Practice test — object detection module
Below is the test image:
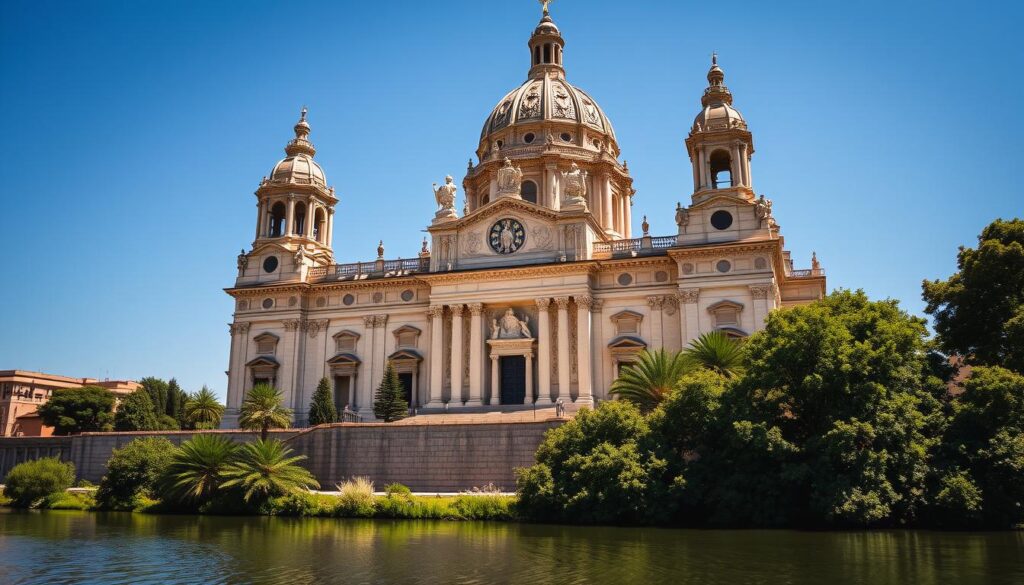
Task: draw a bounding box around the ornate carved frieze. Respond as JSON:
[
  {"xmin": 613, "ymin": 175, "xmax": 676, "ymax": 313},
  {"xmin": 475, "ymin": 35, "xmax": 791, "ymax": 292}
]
[
  {"xmin": 678, "ymin": 288, "xmax": 700, "ymax": 304},
  {"xmin": 363, "ymin": 315, "xmax": 377, "ymax": 328},
  {"xmin": 373, "ymin": 314, "xmax": 389, "ymax": 328}
]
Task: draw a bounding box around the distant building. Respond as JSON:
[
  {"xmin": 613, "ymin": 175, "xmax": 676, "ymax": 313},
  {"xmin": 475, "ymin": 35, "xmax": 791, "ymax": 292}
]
[
  {"xmin": 223, "ymin": 5, "xmax": 826, "ymax": 426},
  {"xmin": 0, "ymin": 370, "xmax": 140, "ymax": 437}
]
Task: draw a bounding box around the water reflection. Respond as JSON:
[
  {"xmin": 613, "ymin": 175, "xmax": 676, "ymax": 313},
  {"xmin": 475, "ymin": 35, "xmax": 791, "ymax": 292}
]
[{"xmin": 0, "ymin": 510, "xmax": 1021, "ymax": 585}]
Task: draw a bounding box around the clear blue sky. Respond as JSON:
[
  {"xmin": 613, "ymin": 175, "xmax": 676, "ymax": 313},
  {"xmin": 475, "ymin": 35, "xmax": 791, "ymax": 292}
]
[{"xmin": 1, "ymin": 0, "xmax": 1020, "ymax": 399}]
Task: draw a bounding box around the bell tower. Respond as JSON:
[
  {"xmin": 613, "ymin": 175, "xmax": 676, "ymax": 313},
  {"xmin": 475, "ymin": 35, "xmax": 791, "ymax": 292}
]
[
  {"xmin": 237, "ymin": 108, "xmax": 338, "ymax": 284},
  {"xmin": 684, "ymin": 55, "xmax": 755, "ymax": 204}
]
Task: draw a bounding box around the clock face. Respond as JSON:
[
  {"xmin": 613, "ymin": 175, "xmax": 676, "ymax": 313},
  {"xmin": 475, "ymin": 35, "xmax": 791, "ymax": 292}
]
[
  {"xmin": 489, "ymin": 218, "xmax": 526, "ymax": 255},
  {"xmin": 263, "ymin": 256, "xmax": 279, "ymax": 273}
]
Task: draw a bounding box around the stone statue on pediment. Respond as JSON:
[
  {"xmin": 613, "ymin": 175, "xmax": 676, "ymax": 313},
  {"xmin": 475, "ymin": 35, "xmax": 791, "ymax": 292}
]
[
  {"xmin": 755, "ymin": 194, "xmax": 776, "ymax": 228},
  {"xmin": 496, "ymin": 158, "xmax": 523, "ymax": 198},
  {"xmin": 237, "ymin": 250, "xmax": 249, "ymax": 271},
  {"xmin": 432, "ymin": 175, "xmax": 458, "ymax": 221}
]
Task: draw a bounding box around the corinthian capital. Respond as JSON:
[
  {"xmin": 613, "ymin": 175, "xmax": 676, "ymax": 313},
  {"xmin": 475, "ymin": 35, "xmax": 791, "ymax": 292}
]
[
  {"xmin": 554, "ymin": 296, "xmax": 571, "ymax": 310},
  {"xmin": 678, "ymin": 288, "xmax": 700, "ymax": 304},
  {"xmin": 535, "ymin": 298, "xmax": 551, "ymax": 310},
  {"xmin": 427, "ymin": 305, "xmax": 445, "ymax": 319},
  {"xmin": 283, "ymin": 319, "xmax": 303, "ymax": 332},
  {"xmin": 575, "ymin": 295, "xmax": 594, "ymax": 310},
  {"xmin": 468, "ymin": 303, "xmax": 484, "ymax": 316},
  {"xmin": 749, "ymin": 284, "xmax": 773, "ymax": 299},
  {"xmin": 647, "ymin": 295, "xmax": 664, "ymax": 309},
  {"xmin": 449, "ymin": 304, "xmax": 465, "ymax": 317}
]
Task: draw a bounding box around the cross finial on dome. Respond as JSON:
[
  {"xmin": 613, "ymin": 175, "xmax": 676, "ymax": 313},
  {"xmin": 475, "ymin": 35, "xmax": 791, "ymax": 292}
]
[
  {"xmin": 300, "ymin": 106, "xmax": 308, "ymax": 122},
  {"xmin": 538, "ymin": 0, "xmax": 554, "ymax": 16},
  {"xmin": 712, "ymin": 52, "xmax": 718, "ymax": 67}
]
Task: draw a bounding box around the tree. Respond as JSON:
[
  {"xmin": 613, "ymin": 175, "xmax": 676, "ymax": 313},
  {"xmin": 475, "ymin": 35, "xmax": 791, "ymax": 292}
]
[
  {"xmin": 220, "ymin": 438, "xmax": 319, "ymax": 503},
  {"xmin": 3, "ymin": 458, "xmax": 76, "ymax": 508},
  {"xmin": 682, "ymin": 331, "xmax": 746, "ymax": 378},
  {"xmin": 923, "ymin": 218, "xmax": 1024, "ymax": 373},
  {"xmin": 931, "ymin": 366, "xmax": 1024, "ymax": 528},
  {"xmin": 238, "ymin": 384, "xmax": 293, "ymax": 440},
  {"xmin": 185, "ymin": 386, "xmax": 225, "ymax": 430},
  {"xmin": 713, "ymin": 290, "xmax": 940, "ymax": 527},
  {"xmin": 37, "ymin": 386, "xmax": 116, "ymax": 435},
  {"xmin": 307, "ymin": 377, "xmax": 338, "ymax": 426},
  {"xmin": 166, "ymin": 378, "xmax": 188, "ymax": 426},
  {"xmin": 158, "ymin": 434, "xmax": 238, "ymax": 504},
  {"xmin": 516, "ymin": 401, "xmax": 674, "ymax": 524},
  {"xmin": 113, "ymin": 389, "xmax": 160, "ymax": 432},
  {"xmin": 373, "ymin": 362, "xmax": 408, "ymax": 422},
  {"xmin": 609, "ymin": 349, "xmax": 692, "ymax": 412},
  {"xmin": 95, "ymin": 437, "xmax": 175, "ymax": 509},
  {"xmin": 140, "ymin": 377, "xmax": 169, "ymax": 415}
]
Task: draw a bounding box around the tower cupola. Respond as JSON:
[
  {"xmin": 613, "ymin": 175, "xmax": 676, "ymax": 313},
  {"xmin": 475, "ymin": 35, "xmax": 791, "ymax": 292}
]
[{"xmin": 528, "ymin": 1, "xmax": 565, "ymax": 79}]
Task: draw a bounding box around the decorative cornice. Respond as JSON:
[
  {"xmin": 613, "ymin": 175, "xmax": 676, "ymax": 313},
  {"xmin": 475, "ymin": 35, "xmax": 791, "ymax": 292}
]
[
  {"xmin": 419, "ymin": 261, "xmax": 598, "ymax": 285},
  {"xmin": 667, "ymin": 239, "xmax": 779, "ymax": 261}
]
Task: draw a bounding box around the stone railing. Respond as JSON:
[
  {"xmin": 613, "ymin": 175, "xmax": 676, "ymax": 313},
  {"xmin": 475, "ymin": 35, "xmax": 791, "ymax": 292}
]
[
  {"xmin": 788, "ymin": 268, "xmax": 825, "ymax": 278},
  {"xmin": 593, "ymin": 235, "xmax": 676, "ymax": 258},
  {"xmin": 309, "ymin": 257, "xmax": 430, "ymax": 282}
]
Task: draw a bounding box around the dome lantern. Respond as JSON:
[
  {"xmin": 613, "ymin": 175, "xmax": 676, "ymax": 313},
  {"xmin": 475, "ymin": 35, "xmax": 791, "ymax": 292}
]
[{"xmin": 528, "ymin": 2, "xmax": 566, "ymax": 79}]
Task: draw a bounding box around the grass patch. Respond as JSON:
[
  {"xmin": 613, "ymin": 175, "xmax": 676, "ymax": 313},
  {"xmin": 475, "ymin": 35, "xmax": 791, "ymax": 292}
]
[
  {"xmin": 43, "ymin": 491, "xmax": 96, "ymax": 511},
  {"xmin": 259, "ymin": 491, "xmax": 518, "ymax": 521}
]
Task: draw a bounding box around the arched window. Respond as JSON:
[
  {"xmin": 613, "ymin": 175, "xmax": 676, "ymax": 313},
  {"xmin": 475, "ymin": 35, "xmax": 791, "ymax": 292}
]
[
  {"xmin": 534, "ymin": 46, "xmax": 541, "ymax": 65},
  {"xmin": 710, "ymin": 150, "xmax": 733, "ymax": 188},
  {"xmin": 521, "ymin": 180, "xmax": 538, "ymax": 204},
  {"xmin": 294, "ymin": 202, "xmax": 307, "ymax": 236},
  {"xmin": 481, "ymin": 193, "xmax": 490, "ymax": 206},
  {"xmin": 543, "ymin": 44, "xmax": 551, "ymax": 64},
  {"xmin": 269, "ymin": 202, "xmax": 286, "ymax": 237},
  {"xmin": 313, "ymin": 208, "xmax": 326, "ymax": 243}
]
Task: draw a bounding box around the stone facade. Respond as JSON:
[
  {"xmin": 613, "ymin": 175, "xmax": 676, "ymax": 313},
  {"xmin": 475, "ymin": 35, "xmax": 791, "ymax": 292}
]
[{"xmin": 222, "ymin": 7, "xmax": 826, "ymax": 426}]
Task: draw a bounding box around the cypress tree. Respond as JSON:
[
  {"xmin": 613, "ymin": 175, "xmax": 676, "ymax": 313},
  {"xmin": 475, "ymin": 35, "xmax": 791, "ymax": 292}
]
[
  {"xmin": 167, "ymin": 378, "xmax": 187, "ymax": 425},
  {"xmin": 114, "ymin": 389, "xmax": 161, "ymax": 431},
  {"xmin": 373, "ymin": 362, "xmax": 409, "ymax": 422},
  {"xmin": 140, "ymin": 377, "xmax": 168, "ymax": 415},
  {"xmin": 307, "ymin": 377, "xmax": 338, "ymax": 426}
]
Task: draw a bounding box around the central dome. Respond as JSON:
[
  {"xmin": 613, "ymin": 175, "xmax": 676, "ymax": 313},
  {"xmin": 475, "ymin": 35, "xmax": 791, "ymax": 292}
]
[{"xmin": 481, "ymin": 76, "xmax": 616, "ymax": 141}]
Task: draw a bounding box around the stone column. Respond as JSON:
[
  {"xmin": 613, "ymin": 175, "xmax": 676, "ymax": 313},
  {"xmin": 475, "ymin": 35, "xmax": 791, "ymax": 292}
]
[
  {"xmin": 730, "ymin": 142, "xmax": 742, "ymax": 186},
  {"xmin": 286, "ymin": 196, "xmax": 296, "ymax": 236},
  {"xmin": 535, "ymin": 298, "xmax": 552, "ymax": 404},
  {"xmin": 624, "ymin": 193, "xmax": 632, "ymax": 238},
  {"xmin": 602, "ymin": 178, "xmax": 613, "ymax": 234},
  {"xmin": 749, "ymin": 284, "xmax": 773, "ymax": 332},
  {"xmin": 347, "ymin": 375, "xmax": 355, "ymax": 410},
  {"xmin": 490, "ymin": 354, "xmax": 500, "ymax": 406},
  {"xmin": 427, "ymin": 305, "xmax": 444, "ymax": 406},
  {"xmin": 555, "ymin": 297, "xmax": 571, "ymax": 400},
  {"xmin": 449, "ymin": 304, "xmax": 464, "ymax": 406},
  {"xmin": 372, "ymin": 315, "xmax": 388, "ymax": 392},
  {"xmin": 591, "ymin": 299, "xmax": 605, "ymax": 400},
  {"xmin": 691, "ymin": 148, "xmax": 701, "ymax": 192},
  {"xmin": 525, "ymin": 353, "xmax": 534, "ymax": 404},
  {"xmin": 467, "ymin": 303, "xmax": 484, "ymax": 406},
  {"xmin": 576, "ymin": 295, "xmax": 594, "ymax": 406},
  {"xmin": 255, "ymin": 201, "xmax": 265, "ymax": 240},
  {"xmin": 647, "ymin": 295, "xmax": 665, "ymax": 349},
  {"xmin": 679, "ymin": 288, "xmax": 700, "ymax": 346}
]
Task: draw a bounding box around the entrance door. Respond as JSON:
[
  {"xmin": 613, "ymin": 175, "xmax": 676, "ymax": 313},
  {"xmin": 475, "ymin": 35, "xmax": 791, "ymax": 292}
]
[
  {"xmin": 500, "ymin": 355, "xmax": 527, "ymax": 405},
  {"xmin": 398, "ymin": 373, "xmax": 413, "ymax": 406}
]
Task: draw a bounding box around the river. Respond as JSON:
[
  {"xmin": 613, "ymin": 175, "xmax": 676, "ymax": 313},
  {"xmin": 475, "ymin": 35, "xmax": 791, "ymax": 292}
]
[{"xmin": 0, "ymin": 510, "xmax": 1021, "ymax": 584}]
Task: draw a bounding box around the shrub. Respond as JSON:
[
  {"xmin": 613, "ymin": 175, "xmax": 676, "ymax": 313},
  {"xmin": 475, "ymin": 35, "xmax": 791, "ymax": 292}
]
[
  {"xmin": 44, "ymin": 491, "xmax": 95, "ymax": 510},
  {"xmin": 96, "ymin": 437, "xmax": 175, "ymax": 510},
  {"xmin": 220, "ymin": 439, "xmax": 319, "ymax": 504},
  {"xmin": 158, "ymin": 434, "xmax": 238, "ymax": 506},
  {"xmin": 270, "ymin": 492, "xmax": 330, "ymax": 517},
  {"xmin": 385, "ymin": 482, "xmax": 412, "ymax": 496},
  {"xmin": 448, "ymin": 495, "xmax": 516, "ymax": 520},
  {"xmin": 334, "ymin": 477, "xmax": 375, "ymax": 517},
  {"xmin": 3, "ymin": 458, "xmax": 76, "ymax": 508}
]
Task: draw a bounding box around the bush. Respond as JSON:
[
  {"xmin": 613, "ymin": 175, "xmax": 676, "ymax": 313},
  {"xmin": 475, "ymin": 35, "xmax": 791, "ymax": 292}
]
[
  {"xmin": 448, "ymin": 495, "xmax": 516, "ymax": 520},
  {"xmin": 44, "ymin": 491, "xmax": 95, "ymax": 510},
  {"xmin": 384, "ymin": 482, "xmax": 411, "ymax": 496},
  {"xmin": 96, "ymin": 437, "xmax": 175, "ymax": 510},
  {"xmin": 334, "ymin": 477, "xmax": 375, "ymax": 517},
  {"xmin": 3, "ymin": 458, "xmax": 76, "ymax": 508},
  {"xmin": 269, "ymin": 492, "xmax": 331, "ymax": 517}
]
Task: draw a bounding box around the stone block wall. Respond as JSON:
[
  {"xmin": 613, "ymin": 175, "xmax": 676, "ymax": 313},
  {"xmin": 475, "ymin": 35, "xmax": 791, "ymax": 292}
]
[{"xmin": 0, "ymin": 421, "xmax": 561, "ymax": 491}]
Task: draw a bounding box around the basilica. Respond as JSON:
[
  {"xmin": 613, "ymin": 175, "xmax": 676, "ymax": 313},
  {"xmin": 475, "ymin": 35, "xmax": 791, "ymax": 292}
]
[{"xmin": 221, "ymin": 6, "xmax": 826, "ymax": 426}]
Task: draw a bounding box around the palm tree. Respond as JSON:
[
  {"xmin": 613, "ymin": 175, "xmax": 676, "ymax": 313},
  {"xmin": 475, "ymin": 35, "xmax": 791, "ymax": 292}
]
[
  {"xmin": 221, "ymin": 438, "xmax": 320, "ymax": 503},
  {"xmin": 610, "ymin": 349, "xmax": 693, "ymax": 412},
  {"xmin": 238, "ymin": 384, "xmax": 293, "ymax": 441},
  {"xmin": 683, "ymin": 331, "xmax": 746, "ymax": 378},
  {"xmin": 160, "ymin": 434, "xmax": 237, "ymax": 504},
  {"xmin": 184, "ymin": 386, "xmax": 225, "ymax": 430}
]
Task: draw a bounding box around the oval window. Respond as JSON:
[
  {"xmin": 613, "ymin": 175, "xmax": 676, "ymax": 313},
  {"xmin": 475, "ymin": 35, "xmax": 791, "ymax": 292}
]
[
  {"xmin": 261, "ymin": 298, "xmax": 274, "ymax": 309},
  {"xmin": 343, "ymin": 294, "xmax": 355, "ymax": 306},
  {"xmin": 617, "ymin": 273, "xmax": 633, "ymax": 286},
  {"xmin": 523, "ymin": 133, "xmax": 535, "ymax": 144},
  {"xmin": 560, "ymin": 132, "xmax": 572, "ymax": 142},
  {"xmin": 710, "ymin": 210, "xmax": 733, "ymax": 230},
  {"xmin": 263, "ymin": 256, "xmax": 279, "ymax": 273}
]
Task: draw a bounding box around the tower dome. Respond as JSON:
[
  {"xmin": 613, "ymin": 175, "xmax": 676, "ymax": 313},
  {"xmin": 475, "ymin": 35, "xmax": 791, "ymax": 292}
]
[
  {"xmin": 268, "ymin": 108, "xmax": 327, "ymax": 187},
  {"xmin": 692, "ymin": 54, "xmax": 747, "ymax": 133},
  {"xmin": 477, "ymin": 10, "xmax": 619, "ymax": 160}
]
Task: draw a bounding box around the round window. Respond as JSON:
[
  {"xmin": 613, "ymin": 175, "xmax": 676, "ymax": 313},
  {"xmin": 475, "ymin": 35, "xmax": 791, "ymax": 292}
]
[
  {"xmin": 237, "ymin": 300, "xmax": 249, "ymax": 311},
  {"xmin": 261, "ymin": 298, "xmax": 274, "ymax": 310},
  {"xmin": 655, "ymin": 270, "xmax": 669, "ymax": 283},
  {"xmin": 262, "ymin": 256, "xmax": 279, "ymax": 273},
  {"xmin": 560, "ymin": 132, "xmax": 572, "ymax": 142},
  {"xmin": 617, "ymin": 273, "xmax": 633, "ymax": 286},
  {"xmin": 710, "ymin": 210, "xmax": 733, "ymax": 230},
  {"xmin": 523, "ymin": 133, "xmax": 535, "ymax": 144},
  {"xmin": 401, "ymin": 290, "xmax": 415, "ymax": 302},
  {"xmin": 288, "ymin": 296, "xmax": 297, "ymax": 307},
  {"xmin": 682, "ymin": 263, "xmax": 695, "ymax": 275},
  {"xmin": 316, "ymin": 297, "xmax": 327, "ymax": 308},
  {"xmin": 373, "ymin": 292, "xmax": 384, "ymax": 304},
  {"xmin": 716, "ymin": 260, "xmax": 732, "ymax": 273},
  {"xmin": 754, "ymin": 257, "xmax": 768, "ymax": 270},
  {"xmin": 343, "ymin": 294, "xmax": 355, "ymax": 306}
]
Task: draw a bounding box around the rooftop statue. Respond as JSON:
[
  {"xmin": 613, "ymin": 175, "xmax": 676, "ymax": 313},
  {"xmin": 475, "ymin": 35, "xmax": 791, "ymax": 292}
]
[
  {"xmin": 560, "ymin": 162, "xmax": 588, "ymax": 208},
  {"xmin": 496, "ymin": 158, "xmax": 524, "ymax": 198},
  {"xmin": 432, "ymin": 175, "xmax": 458, "ymax": 220}
]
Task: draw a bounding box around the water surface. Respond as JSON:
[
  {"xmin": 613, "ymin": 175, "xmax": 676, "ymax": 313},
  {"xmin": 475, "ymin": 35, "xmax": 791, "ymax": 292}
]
[{"xmin": 1, "ymin": 510, "xmax": 1021, "ymax": 584}]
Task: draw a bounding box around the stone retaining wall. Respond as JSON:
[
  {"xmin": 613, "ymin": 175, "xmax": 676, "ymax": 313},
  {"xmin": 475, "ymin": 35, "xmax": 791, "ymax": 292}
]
[{"xmin": 0, "ymin": 420, "xmax": 560, "ymax": 491}]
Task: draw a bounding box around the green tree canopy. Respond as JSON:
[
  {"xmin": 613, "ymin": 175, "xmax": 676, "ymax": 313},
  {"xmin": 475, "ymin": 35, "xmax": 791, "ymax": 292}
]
[
  {"xmin": 96, "ymin": 437, "xmax": 175, "ymax": 509},
  {"xmin": 140, "ymin": 377, "xmax": 169, "ymax": 414},
  {"xmin": 923, "ymin": 218, "xmax": 1024, "ymax": 373},
  {"xmin": 185, "ymin": 386, "xmax": 225, "ymax": 430},
  {"xmin": 373, "ymin": 362, "xmax": 408, "ymax": 422},
  {"xmin": 37, "ymin": 386, "xmax": 116, "ymax": 435},
  {"xmin": 166, "ymin": 378, "xmax": 188, "ymax": 425},
  {"xmin": 713, "ymin": 290, "xmax": 941, "ymax": 527},
  {"xmin": 113, "ymin": 389, "xmax": 160, "ymax": 432},
  {"xmin": 239, "ymin": 384, "xmax": 293, "ymax": 440},
  {"xmin": 2, "ymin": 458, "xmax": 76, "ymax": 508},
  {"xmin": 307, "ymin": 377, "xmax": 338, "ymax": 426}
]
